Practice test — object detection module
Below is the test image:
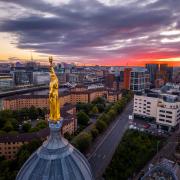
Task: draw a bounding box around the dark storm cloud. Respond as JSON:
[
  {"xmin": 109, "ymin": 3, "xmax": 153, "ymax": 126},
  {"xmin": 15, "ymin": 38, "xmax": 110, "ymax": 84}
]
[{"xmin": 0, "ymin": 0, "xmax": 179, "ymax": 61}]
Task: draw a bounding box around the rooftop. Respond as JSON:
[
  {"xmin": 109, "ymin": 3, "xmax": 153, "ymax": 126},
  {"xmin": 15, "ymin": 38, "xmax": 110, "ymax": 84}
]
[{"xmin": 141, "ymin": 159, "xmax": 180, "ymax": 180}]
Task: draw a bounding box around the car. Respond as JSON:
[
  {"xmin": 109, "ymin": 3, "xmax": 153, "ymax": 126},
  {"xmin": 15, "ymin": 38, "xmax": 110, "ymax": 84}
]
[
  {"xmin": 140, "ymin": 128, "xmax": 144, "ymax": 132},
  {"xmin": 144, "ymin": 124, "xmax": 150, "ymax": 129},
  {"xmin": 129, "ymin": 125, "xmax": 134, "ymax": 129}
]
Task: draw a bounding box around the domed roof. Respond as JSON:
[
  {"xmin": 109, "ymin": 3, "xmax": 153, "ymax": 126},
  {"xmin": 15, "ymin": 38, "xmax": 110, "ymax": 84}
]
[
  {"xmin": 16, "ymin": 122, "xmax": 94, "ymax": 180},
  {"xmin": 141, "ymin": 160, "xmax": 178, "ymax": 180}
]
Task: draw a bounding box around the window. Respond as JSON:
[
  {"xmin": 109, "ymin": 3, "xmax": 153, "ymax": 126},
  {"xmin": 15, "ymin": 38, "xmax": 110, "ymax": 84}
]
[
  {"xmin": 147, "ymin": 102, "xmax": 151, "ymax": 104},
  {"xmin": 159, "ymin": 118, "xmax": 165, "ymax": 122},
  {"xmin": 159, "ymin": 114, "xmax": 165, "ymax": 117},
  {"xmin": 166, "ymin": 115, "xmax": 172, "ymax": 119},
  {"xmin": 166, "ymin": 120, "xmax": 172, "ymax": 123},
  {"xmin": 160, "ymin": 110, "xmax": 165, "ymax": 113},
  {"xmin": 166, "ymin": 111, "xmax": 172, "ymax": 114}
]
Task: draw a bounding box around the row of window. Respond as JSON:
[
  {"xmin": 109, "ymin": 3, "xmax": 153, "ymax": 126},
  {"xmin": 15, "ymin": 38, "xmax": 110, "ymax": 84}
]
[
  {"xmin": 159, "ymin": 119, "xmax": 172, "ymax": 123},
  {"xmin": 159, "ymin": 114, "xmax": 172, "ymax": 119},
  {"xmin": 159, "ymin": 110, "xmax": 172, "ymax": 114}
]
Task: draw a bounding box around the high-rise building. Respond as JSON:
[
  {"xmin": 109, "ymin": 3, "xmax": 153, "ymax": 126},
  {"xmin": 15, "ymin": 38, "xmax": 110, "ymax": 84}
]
[
  {"xmin": 105, "ymin": 73, "xmax": 115, "ymax": 89},
  {"xmin": 109, "ymin": 66, "xmax": 150, "ymax": 93},
  {"xmin": 145, "ymin": 64, "xmax": 159, "ymax": 86},
  {"xmin": 123, "ymin": 68, "xmax": 131, "ymax": 90},
  {"xmin": 172, "ymin": 67, "xmax": 180, "ymax": 83},
  {"xmin": 160, "ymin": 64, "xmax": 168, "ymax": 73}
]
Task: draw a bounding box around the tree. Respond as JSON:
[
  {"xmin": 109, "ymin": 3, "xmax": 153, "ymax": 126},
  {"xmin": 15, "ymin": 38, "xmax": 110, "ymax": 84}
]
[
  {"xmin": 115, "ymin": 102, "xmax": 124, "ymax": 113},
  {"xmin": 76, "ymin": 103, "xmax": 93, "ymax": 115},
  {"xmin": 92, "ymin": 97, "xmax": 106, "ymax": 105},
  {"xmin": 90, "ymin": 127, "xmax": 99, "ymax": 139},
  {"xmin": 42, "ymin": 107, "xmax": 48, "ymax": 118},
  {"xmin": 72, "ymin": 132, "xmax": 92, "ymax": 153},
  {"xmin": 8, "ymin": 131, "xmax": 19, "ymax": 135},
  {"xmin": 35, "ymin": 121, "xmax": 47, "ymax": 129},
  {"xmin": 28, "ymin": 106, "xmax": 38, "ymax": 120},
  {"xmin": 96, "ymin": 103, "xmax": 105, "ymax": 113},
  {"xmin": 16, "ymin": 139, "xmax": 42, "ymax": 169},
  {"xmin": 0, "ymin": 110, "xmax": 13, "ymax": 127},
  {"xmin": 11, "ymin": 118, "xmax": 19, "ymax": 131},
  {"xmin": 107, "ymin": 109, "xmax": 116, "ymax": 121},
  {"xmin": 103, "ymin": 130, "xmax": 162, "ymax": 180},
  {"xmin": 2, "ymin": 121, "xmax": 13, "ymax": 132},
  {"xmin": 90, "ymin": 106, "xmax": 99, "ymax": 115},
  {"xmin": 0, "ymin": 130, "xmax": 6, "ymax": 135},
  {"xmin": 22, "ymin": 123, "xmax": 31, "ymax": 132},
  {"xmin": 95, "ymin": 119, "xmax": 107, "ymax": 133},
  {"xmin": 29, "ymin": 127, "xmax": 39, "ymax": 133},
  {"xmin": 77, "ymin": 111, "xmax": 89, "ymax": 126},
  {"xmin": 99, "ymin": 113, "xmax": 110, "ymax": 124}
]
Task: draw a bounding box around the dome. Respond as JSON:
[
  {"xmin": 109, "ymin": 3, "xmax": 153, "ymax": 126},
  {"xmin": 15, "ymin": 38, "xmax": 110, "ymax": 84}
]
[
  {"xmin": 141, "ymin": 160, "xmax": 178, "ymax": 180},
  {"xmin": 16, "ymin": 122, "xmax": 94, "ymax": 180}
]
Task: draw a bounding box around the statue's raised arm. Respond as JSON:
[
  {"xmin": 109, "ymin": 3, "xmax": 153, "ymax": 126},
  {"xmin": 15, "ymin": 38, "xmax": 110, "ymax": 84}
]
[{"xmin": 49, "ymin": 57, "xmax": 60, "ymax": 122}]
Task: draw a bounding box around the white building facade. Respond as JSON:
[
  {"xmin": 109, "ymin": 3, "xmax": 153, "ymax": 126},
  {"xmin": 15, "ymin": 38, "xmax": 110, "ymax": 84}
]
[{"xmin": 133, "ymin": 94, "xmax": 180, "ymax": 130}]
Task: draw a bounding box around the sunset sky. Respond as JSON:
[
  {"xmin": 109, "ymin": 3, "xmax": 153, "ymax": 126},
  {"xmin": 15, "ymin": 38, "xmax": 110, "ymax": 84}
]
[{"xmin": 0, "ymin": 0, "xmax": 180, "ymax": 66}]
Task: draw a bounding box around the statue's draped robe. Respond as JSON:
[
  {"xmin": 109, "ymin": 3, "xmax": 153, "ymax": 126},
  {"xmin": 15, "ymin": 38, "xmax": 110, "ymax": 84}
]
[{"xmin": 49, "ymin": 67, "xmax": 60, "ymax": 121}]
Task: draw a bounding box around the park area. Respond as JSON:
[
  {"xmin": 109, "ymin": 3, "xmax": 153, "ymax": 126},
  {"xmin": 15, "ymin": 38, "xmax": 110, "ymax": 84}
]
[{"xmin": 103, "ymin": 129, "xmax": 165, "ymax": 180}]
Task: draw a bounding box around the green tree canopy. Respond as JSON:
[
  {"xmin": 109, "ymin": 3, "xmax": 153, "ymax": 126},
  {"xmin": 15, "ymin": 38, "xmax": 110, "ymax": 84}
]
[
  {"xmin": 95, "ymin": 119, "xmax": 107, "ymax": 133},
  {"xmin": 72, "ymin": 132, "xmax": 92, "ymax": 153},
  {"xmin": 77, "ymin": 111, "xmax": 89, "ymax": 126},
  {"xmin": 35, "ymin": 121, "xmax": 47, "ymax": 129},
  {"xmin": 90, "ymin": 105, "xmax": 99, "ymax": 115},
  {"xmin": 76, "ymin": 103, "xmax": 93, "ymax": 115},
  {"xmin": 2, "ymin": 121, "xmax": 13, "ymax": 132},
  {"xmin": 22, "ymin": 123, "xmax": 31, "ymax": 133},
  {"xmin": 92, "ymin": 97, "xmax": 106, "ymax": 105},
  {"xmin": 90, "ymin": 126, "xmax": 99, "ymax": 139}
]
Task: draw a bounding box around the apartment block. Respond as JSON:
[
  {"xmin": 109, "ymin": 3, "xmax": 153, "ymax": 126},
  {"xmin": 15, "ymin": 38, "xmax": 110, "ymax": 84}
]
[{"xmin": 133, "ymin": 93, "xmax": 180, "ymax": 130}]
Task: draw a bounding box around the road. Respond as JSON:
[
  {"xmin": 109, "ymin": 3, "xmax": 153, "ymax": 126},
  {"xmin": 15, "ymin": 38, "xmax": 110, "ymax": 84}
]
[{"xmin": 88, "ymin": 101, "xmax": 133, "ymax": 179}]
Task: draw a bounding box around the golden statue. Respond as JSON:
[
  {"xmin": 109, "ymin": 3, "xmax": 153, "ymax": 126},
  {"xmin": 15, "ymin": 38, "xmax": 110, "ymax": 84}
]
[{"xmin": 49, "ymin": 56, "xmax": 60, "ymax": 122}]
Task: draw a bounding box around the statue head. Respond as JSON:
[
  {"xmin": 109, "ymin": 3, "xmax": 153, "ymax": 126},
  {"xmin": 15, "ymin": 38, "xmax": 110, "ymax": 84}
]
[{"xmin": 49, "ymin": 56, "xmax": 53, "ymax": 66}]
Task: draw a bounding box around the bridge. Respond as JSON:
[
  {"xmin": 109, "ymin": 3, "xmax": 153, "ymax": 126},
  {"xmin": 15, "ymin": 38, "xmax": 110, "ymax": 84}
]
[
  {"xmin": 0, "ymin": 80, "xmax": 104, "ymax": 98},
  {"xmin": 0, "ymin": 85, "xmax": 49, "ymax": 98}
]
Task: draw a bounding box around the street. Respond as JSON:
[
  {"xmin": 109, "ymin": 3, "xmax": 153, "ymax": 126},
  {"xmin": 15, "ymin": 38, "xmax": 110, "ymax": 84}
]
[{"xmin": 88, "ymin": 101, "xmax": 133, "ymax": 179}]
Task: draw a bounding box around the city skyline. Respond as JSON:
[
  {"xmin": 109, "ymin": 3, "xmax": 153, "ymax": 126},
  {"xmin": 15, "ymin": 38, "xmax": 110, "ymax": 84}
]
[{"xmin": 0, "ymin": 0, "xmax": 180, "ymax": 66}]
